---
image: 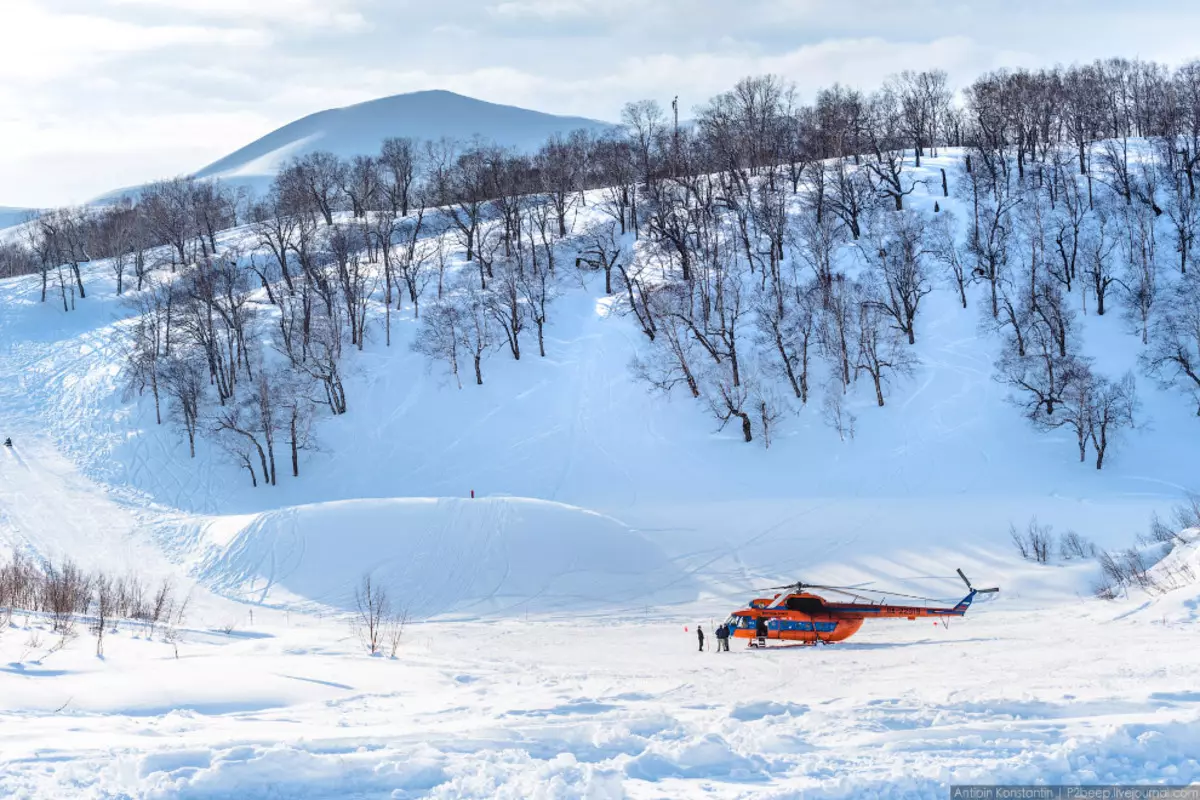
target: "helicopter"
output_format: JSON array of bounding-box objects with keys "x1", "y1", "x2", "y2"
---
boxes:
[{"x1": 723, "y1": 569, "x2": 998, "y2": 647}]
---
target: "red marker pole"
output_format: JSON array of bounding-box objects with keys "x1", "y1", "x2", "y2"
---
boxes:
[{"x1": 470, "y1": 489, "x2": 475, "y2": 499}]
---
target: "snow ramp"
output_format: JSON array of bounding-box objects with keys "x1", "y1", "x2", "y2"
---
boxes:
[{"x1": 197, "y1": 497, "x2": 698, "y2": 618}]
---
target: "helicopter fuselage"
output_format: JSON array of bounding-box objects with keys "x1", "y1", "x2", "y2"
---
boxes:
[{"x1": 726, "y1": 589, "x2": 980, "y2": 645}]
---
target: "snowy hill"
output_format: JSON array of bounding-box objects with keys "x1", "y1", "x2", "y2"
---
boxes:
[
  {"x1": 2, "y1": 148, "x2": 1194, "y2": 609},
  {"x1": 187, "y1": 90, "x2": 612, "y2": 198},
  {"x1": 3, "y1": 135, "x2": 1200, "y2": 796},
  {"x1": 194, "y1": 497, "x2": 698, "y2": 617}
]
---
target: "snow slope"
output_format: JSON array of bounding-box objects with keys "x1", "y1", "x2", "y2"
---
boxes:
[
  {"x1": 2, "y1": 145, "x2": 1200, "y2": 797},
  {"x1": 195, "y1": 497, "x2": 699, "y2": 617},
  {"x1": 2, "y1": 151, "x2": 1195, "y2": 605},
  {"x1": 186, "y1": 90, "x2": 612, "y2": 199}
]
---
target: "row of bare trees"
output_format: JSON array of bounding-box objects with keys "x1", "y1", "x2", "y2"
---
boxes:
[
  {"x1": 9, "y1": 177, "x2": 243, "y2": 311},
  {"x1": 0, "y1": 552, "x2": 182, "y2": 656},
  {"x1": 955, "y1": 82, "x2": 1200, "y2": 461},
  {"x1": 595, "y1": 63, "x2": 1199, "y2": 456}
]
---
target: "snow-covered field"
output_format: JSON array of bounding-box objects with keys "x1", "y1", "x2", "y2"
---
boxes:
[
  {"x1": 2, "y1": 145, "x2": 1199, "y2": 797},
  {"x1": 4, "y1": 581, "x2": 1200, "y2": 798}
]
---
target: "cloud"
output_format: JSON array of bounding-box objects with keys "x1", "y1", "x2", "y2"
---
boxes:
[
  {"x1": 104, "y1": 0, "x2": 367, "y2": 30},
  {"x1": 0, "y1": 0, "x2": 266, "y2": 82}
]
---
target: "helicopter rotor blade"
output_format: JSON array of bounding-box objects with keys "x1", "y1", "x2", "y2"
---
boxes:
[
  {"x1": 956, "y1": 568, "x2": 972, "y2": 591},
  {"x1": 806, "y1": 586, "x2": 871, "y2": 600},
  {"x1": 806, "y1": 583, "x2": 875, "y2": 592}
]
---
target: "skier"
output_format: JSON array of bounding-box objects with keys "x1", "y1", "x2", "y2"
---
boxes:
[
  {"x1": 696, "y1": 624, "x2": 705, "y2": 652},
  {"x1": 2, "y1": 438, "x2": 10, "y2": 448}
]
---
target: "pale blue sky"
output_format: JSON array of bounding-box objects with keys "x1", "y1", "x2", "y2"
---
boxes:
[{"x1": 4, "y1": 0, "x2": 1200, "y2": 206}]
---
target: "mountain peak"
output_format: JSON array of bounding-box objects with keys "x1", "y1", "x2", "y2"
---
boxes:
[{"x1": 192, "y1": 90, "x2": 613, "y2": 196}]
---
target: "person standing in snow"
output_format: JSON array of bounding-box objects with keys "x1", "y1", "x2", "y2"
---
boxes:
[
  {"x1": 715, "y1": 623, "x2": 729, "y2": 652},
  {"x1": 697, "y1": 624, "x2": 705, "y2": 652}
]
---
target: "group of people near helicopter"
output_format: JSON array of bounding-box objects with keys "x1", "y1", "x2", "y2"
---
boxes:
[
  {"x1": 697, "y1": 616, "x2": 769, "y2": 652},
  {"x1": 697, "y1": 624, "x2": 727, "y2": 651}
]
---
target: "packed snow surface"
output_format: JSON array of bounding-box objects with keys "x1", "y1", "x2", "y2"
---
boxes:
[{"x1": 3, "y1": 597, "x2": 1200, "y2": 798}]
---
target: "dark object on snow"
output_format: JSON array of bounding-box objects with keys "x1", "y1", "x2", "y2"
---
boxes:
[
  {"x1": 755, "y1": 617, "x2": 768, "y2": 645},
  {"x1": 2, "y1": 438, "x2": 10, "y2": 447},
  {"x1": 697, "y1": 625, "x2": 705, "y2": 652},
  {"x1": 716, "y1": 624, "x2": 730, "y2": 652}
]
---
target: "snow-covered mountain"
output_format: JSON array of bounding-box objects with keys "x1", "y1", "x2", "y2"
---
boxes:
[
  {"x1": 189, "y1": 90, "x2": 612, "y2": 198},
  {"x1": 0, "y1": 206, "x2": 32, "y2": 230}
]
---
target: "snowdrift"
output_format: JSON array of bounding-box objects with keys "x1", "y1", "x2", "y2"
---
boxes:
[
  {"x1": 1126, "y1": 528, "x2": 1200, "y2": 622},
  {"x1": 198, "y1": 497, "x2": 698, "y2": 618}
]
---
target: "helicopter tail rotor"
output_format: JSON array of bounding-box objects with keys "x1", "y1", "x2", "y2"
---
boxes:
[{"x1": 957, "y1": 568, "x2": 999, "y2": 594}]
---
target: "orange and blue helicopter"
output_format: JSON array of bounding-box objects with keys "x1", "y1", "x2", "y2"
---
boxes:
[{"x1": 724, "y1": 569, "x2": 999, "y2": 647}]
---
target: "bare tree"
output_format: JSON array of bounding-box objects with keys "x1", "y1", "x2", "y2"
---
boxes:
[
  {"x1": 755, "y1": 279, "x2": 819, "y2": 403},
  {"x1": 486, "y1": 256, "x2": 526, "y2": 361},
  {"x1": 291, "y1": 151, "x2": 346, "y2": 225},
  {"x1": 353, "y1": 573, "x2": 389, "y2": 656},
  {"x1": 795, "y1": 206, "x2": 846, "y2": 300},
  {"x1": 967, "y1": 185, "x2": 1021, "y2": 319},
  {"x1": 385, "y1": 607, "x2": 409, "y2": 658},
  {"x1": 1089, "y1": 372, "x2": 1138, "y2": 469},
  {"x1": 341, "y1": 155, "x2": 381, "y2": 218},
  {"x1": 996, "y1": 303, "x2": 1087, "y2": 421},
  {"x1": 859, "y1": 210, "x2": 932, "y2": 344},
  {"x1": 518, "y1": 244, "x2": 559, "y2": 358},
  {"x1": 413, "y1": 300, "x2": 464, "y2": 388},
  {"x1": 1010, "y1": 518, "x2": 1054, "y2": 563},
  {"x1": 1142, "y1": 273, "x2": 1200, "y2": 415},
  {"x1": 380, "y1": 137, "x2": 420, "y2": 217},
  {"x1": 141, "y1": 178, "x2": 196, "y2": 267},
  {"x1": 1082, "y1": 205, "x2": 1120, "y2": 315},
  {"x1": 577, "y1": 220, "x2": 625, "y2": 295},
  {"x1": 1117, "y1": 202, "x2": 1160, "y2": 344},
  {"x1": 454, "y1": 277, "x2": 495, "y2": 385},
  {"x1": 821, "y1": 378, "x2": 856, "y2": 442},
  {"x1": 89, "y1": 572, "x2": 112, "y2": 655},
  {"x1": 41, "y1": 559, "x2": 90, "y2": 634},
  {"x1": 162, "y1": 352, "x2": 207, "y2": 458},
  {"x1": 928, "y1": 211, "x2": 972, "y2": 308},
  {"x1": 863, "y1": 86, "x2": 923, "y2": 211},
  {"x1": 855, "y1": 282, "x2": 918, "y2": 406}
]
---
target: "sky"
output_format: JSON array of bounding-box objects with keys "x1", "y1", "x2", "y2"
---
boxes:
[{"x1": 4, "y1": 0, "x2": 1200, "y2": 208}]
